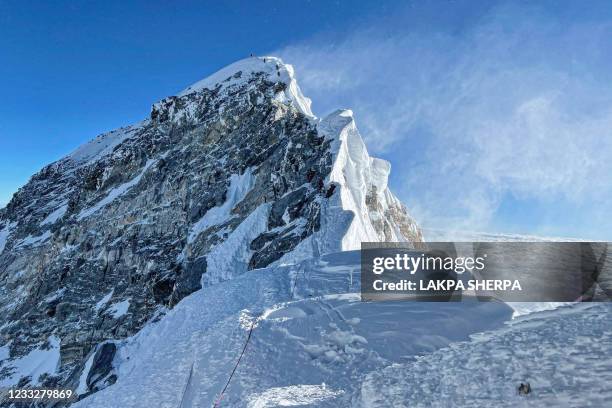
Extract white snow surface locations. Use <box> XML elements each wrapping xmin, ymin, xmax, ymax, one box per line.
<box><xmin>360</xmin><ymin>303</ymin><xmax>612</xmax><ymax>407</ymax></box>
<box><xmin>40</xmin><ymin>202</ymin><xmax>68</xmax><ymax>225</ymax></box>
<box><xmin>94</xmin><ymin>290</ymin><xmax>114</xmax><ymax>312</ymax></box>
<box><xmin>14</xmin><ymin>230</ymin><xmax>52</xmax><ymax>249</ymax></box>
<box><xmin>73</xmin><ymin>251</ymin><xmax>514</xmax><ymax>408</ymax></box>
<box><xmin>0</xmin><ymin>344</ymin><xmax>9</xmax><ymax>361</ymax></box>
<box><xmin>247</xmin><ymin>384</ymin><xmax>344</xmax><ymax>407</ymax></box>
<box><xmin>68</xmin><ymin>124</ymin><xmax>142</xmax><ymax>166</ymax></box>
<box><xmin>108</xmin><ymin>299</ymin><xmax>130</xmax><ymax>319</ymax></box>
<box><xmin>312</xmin><ymin>109</ymin><xmax>416</xmax><ymax>253</ymax></box>
<box><xmin>73</xmin><ymin>250</ymin><xmax>611</xmax><ymax>407</ymax></box>
<box><xmin>202</xmin><ymin>203</ymin><xmax>270</xmax><ymax>286</ymax></box>
<box><xmin>0</xmin><ymin>335</ymin><xmax>61</xmax><ymax>387</ymax></box>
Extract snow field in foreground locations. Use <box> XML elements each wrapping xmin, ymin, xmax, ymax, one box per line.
<box><xmin>75</xmin><ymin>251</ymin><xmax>515</xmax><ymax>407</ymax></box>
<box><xmin>361</xmin><ymin>302</ymin><xmax>612</xmax><ymax>407</ymax></box>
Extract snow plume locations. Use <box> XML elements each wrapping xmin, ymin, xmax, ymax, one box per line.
<box><xmin>277</xmin><ymin>2</ymin><xmax>612</xmax><ymax>239</ymax></box>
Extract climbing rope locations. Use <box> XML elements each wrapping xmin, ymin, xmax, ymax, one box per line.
<box><xmin>178</xmin><ymin>361</ymin><xmax>194</xmax><ymax>408</ymax></box>
<box><xmin>214</xmin><ymin>262</ymin><xmax>308</xmax><ymax>406</ymax></box>
<box><xmin>213</xmin><ymin>318</ymin><xmax>256</xmax><ymax>407</ymax></box>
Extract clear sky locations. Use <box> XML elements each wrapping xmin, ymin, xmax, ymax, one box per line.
<box><xmin>2</xmin><ymin>1</ymin><xmax>612</xmax><ymax>239</ymax></box>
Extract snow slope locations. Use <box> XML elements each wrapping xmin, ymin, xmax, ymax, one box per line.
<box><xmin>360</xmin><ymin>302</ymin><xmax>612</xmax><ymax>407</ymax></box>
<box><xmin>0</xmin><ymin>335</ymin><xmax>60</xmax><ymax>387</ymax></box>
<box><xmin>74</xmin><ymin>250</ymin><xmax>611</xmax><ymax>407</ymax></box>
<box><xmin>74</xmin><ymin>251</ymin><xmax>513</xmax><ymax>407</ymax></box>
<box><xmin>67</xmin><ymin>124</ymin><xmax>144</xmax><ymax>166</ymax></box>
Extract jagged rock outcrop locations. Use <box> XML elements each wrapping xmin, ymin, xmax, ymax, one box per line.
<box><xmin>0</xmin><ymin>56</ymin><xmax>421</xmax><ymax>404</ymax></box>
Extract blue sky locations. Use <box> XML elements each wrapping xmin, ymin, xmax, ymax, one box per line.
<box><xmin>2</xmin><ymin>1</ymin><xmax>611</xmax><ymax>239</ymax></box>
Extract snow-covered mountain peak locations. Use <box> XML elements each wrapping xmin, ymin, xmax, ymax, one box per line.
<box><xmin>0</xmin><ymin>56</ymin><xmax>421</xmax><ymax>399</ymax></box>
<box><xmin>178</xmin><ymin>56</ymin><xmax>314</xmax><ymax>117</ymax></box>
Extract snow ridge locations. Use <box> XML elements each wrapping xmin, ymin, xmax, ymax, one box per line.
<box><xmin>308</xmin><ymin>109</ymin><xmax>421</xmax><ymax>254</ymax></box>
<box><xmin>68</xmin><ymin>124</ymin><xmax>143</xmax><ymax>166</ymax></box>
<box><xmin>179</xmin><ymin>56</ymin><xmax>313</xmax><ymax>117</ymax></box>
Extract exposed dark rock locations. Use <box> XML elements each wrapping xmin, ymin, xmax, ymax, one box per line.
<box><xmin>86</xmin><ymin>343</ymin><xmax>116</xmax><ymax>391</ymax></box>
<box><xmin>518</xmin><ymin>382</ymin><xmax>532</xmax><ymax>395</ymax></box>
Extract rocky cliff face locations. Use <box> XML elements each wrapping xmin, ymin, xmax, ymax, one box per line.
<box><xmin>0</xmin><ymin>57</ymin><xmax>421</xmax><ymax>403</ymax></box>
